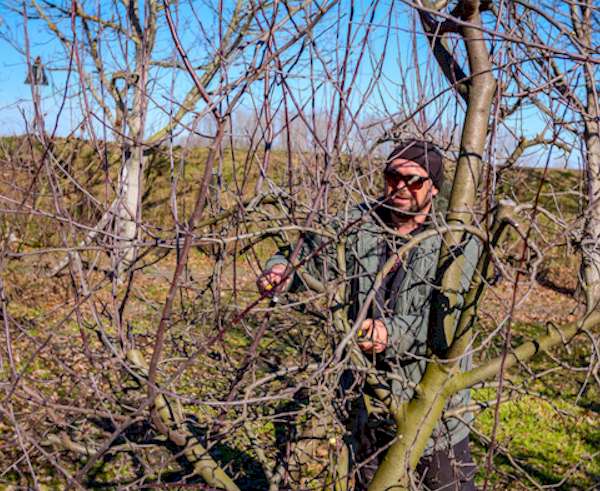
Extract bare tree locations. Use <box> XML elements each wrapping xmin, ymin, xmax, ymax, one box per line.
<box><xmin>494</xmin><ymin>0</ymin><xmax>600</xmax><ymax>311</ymax></box>
<box><xmin>0</xmin><ymin>0</ymin><xmax>598</xmax><ymax>490</ymax></box>
<box><xmin>10</xmin><ymin>0</ymin><xmax>257</xmax><ymax>276</ymax></box>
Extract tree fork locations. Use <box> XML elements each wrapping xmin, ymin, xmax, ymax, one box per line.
<box><xmin>368</xmin><ymin>1</ymin><xmax>496</xmax><ymax>488</ymax></box>
<box><xmin>127</xmin><ymin>350</ymin><xmax>239</xmax><ymax>490</ymax></box>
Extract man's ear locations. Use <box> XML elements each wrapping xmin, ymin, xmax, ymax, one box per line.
<box><xmin>431</xmin><ymin>184</ymin><xmax>439</xmax><ymax>197</ymax></box>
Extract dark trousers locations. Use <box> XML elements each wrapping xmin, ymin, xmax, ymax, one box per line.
<box><xmin>415</xmin><ymin>437</ymin><xmax>477</xmax><ymax>490</ymax></box>
<box><xmin>341</xmin><ymin>373</ymin><xmax>477</xmax><ymax>490</ymax></box>
<box><xmin>353</xmin><ymin>424</ymin><xmax>477</xmax><ymax>490</ymax></box>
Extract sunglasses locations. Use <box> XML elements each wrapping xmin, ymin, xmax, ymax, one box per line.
<box><xmin>384</xmin><ymin>168</ymin><xmax>429</xmax><ymax>191</ymax></box>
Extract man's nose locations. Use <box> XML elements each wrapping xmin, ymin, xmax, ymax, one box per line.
<box><xmin>394</xmin><ymin>180</ymin><xmax>409</xmax><ymax>191</ymax></box>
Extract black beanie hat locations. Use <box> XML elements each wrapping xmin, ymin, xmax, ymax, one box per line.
<box><xmin>386</xmin><ymin>140</ymin><xmax>444</xmax><ymax>190</ymax></box>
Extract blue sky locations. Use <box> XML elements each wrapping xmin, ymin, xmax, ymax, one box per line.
<box><xmin>0</xmin><ymin>0</ymin><xmax>576</xmax><ymax>168</ymax></box>
<box><xmin>0</xmin><ymin>1</ymin><xmax>462</xmax><ymax>133</ymax></box>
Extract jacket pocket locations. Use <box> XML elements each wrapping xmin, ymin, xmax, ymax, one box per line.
<box><xmin>383</xmin><ymin>313</ymin><xmax>427</xmax><ymax>361</ymax></box>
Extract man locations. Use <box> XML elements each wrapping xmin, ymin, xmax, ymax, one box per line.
<box><xmin>258</xmin><ymin>140</ymin><xmax>479</xmax><ymax>490</ymax></box>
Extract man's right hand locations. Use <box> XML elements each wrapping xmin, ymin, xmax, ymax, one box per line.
<box><xmin>257</xmin><ymin>263</ymin><xmax>291</xmax><ymax>296</ymax></box>
<box><xmin>357</xmin><ymin>319</ymin><xmax>388</xmax><ymax>353</ymax></box>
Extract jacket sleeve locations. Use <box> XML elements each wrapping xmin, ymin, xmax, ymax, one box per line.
<box><xmin>263</xmin><ymin>230</ymin><xmax>342</xmax><ymax>293</ymax></box>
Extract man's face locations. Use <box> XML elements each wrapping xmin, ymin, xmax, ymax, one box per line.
<box><xmin>384</xmin><ymin>159</ymin><xmax>438</xmax><ymax>216</ymax></box>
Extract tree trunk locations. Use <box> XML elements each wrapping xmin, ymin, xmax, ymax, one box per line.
<box><xmin>579</xmin><ymin>1</ymin><xmax>600</xmax><ymax>312</ymax></box>
<box><xmin>582</xmin><ymin>116</ymin><xmax>600</xmax><ymax>311</ymax></box>
<box><xmin>367</xmin><ymin>1</ymin><xmax>496</xmax><ymax>489</ymax></box>
<box><xmin>115</xmin><ymin>78</ymin><xmax>147</xmax><ymax>273</ymax></box>
<box><xmin>115</xmin><ymin>139</ymin><xmax>145</xmax><ymax>271</ymax></box>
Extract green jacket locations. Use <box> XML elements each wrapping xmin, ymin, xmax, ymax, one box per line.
<box><xmin>266</xmin><ymin>201</ymin><xmax>481</xmax><ymax>452</ymax></box>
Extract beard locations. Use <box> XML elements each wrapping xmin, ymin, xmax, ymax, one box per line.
<box><xmin>386</xmin><ymin>194</ymin><xmax>430</xmax><ymax>222</ymax></box>
<box><xmin>389</xmin><ymin>195</ymin><xmax>420</xmax><ymax>213</ymax></box>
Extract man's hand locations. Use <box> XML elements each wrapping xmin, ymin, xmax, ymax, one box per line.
<box><xmin>357</xmin><ymin>319</ymin><xmax>388</xmax><ymax>354</ymax></box>
<box><xmin>257</xmin><ymin>263</ymin><xmax>291</xmax><ymax>297</ymax></box>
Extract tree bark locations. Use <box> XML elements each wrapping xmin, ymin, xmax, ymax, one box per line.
<box><xmin>581</xmin><ymin>63</ymin><xmax>600</xmax><ymax>311</ymax></box>
<box><xmin>367</xmin><ymin>2</ymin><xmax>496</xmax><ymax>489</ymax></box>
<box><xmin>115</xmin><ymin>137</ymin><xmax>145</xmax><ymax>270</ymax></box>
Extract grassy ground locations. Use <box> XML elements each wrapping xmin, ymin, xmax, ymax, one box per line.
<box><xmin>5</xmin><ymin>250</ymin><xmax>596</xmax><ymax>489</ymax></box>
<box><xmin>473</xmin><ymin>389</ymin><xmax>599</xmax><ymax>489</ymax></box>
